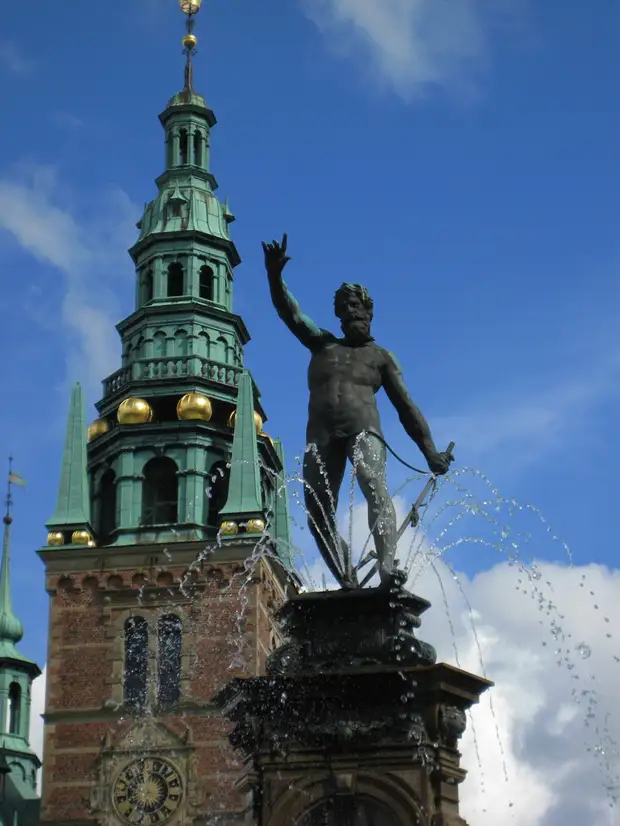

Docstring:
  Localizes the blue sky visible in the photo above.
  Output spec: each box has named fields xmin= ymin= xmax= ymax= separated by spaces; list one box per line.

xmin=0 ymin=1 xmax=619 ymax=821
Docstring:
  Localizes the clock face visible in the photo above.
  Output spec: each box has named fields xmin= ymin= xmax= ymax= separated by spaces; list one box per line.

xmin=113 ymin=758 xmax=183 ymax=825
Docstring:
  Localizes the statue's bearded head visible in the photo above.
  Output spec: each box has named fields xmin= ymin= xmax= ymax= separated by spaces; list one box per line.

xmin=334 ymin=283 xmax=374 ymax=344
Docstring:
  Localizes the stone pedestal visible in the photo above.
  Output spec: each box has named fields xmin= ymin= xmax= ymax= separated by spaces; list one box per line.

xmin=214 ymin=578 xmax=492 ymax=826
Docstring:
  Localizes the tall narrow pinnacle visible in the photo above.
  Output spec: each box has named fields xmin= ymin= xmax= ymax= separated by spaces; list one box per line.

xmin=220 ymin=370 xmax=263 ymax=520
xmin=46 ymin=383 xmax=91 ymax=532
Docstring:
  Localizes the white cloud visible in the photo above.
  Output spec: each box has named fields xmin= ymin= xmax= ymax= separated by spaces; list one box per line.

xmin=29 ymin=666 xmax=46 ymax=791
xmin=0 ymin=163 xmax=138 ymax=396
xmin=302 ymin=0 xmax=527 ymax=99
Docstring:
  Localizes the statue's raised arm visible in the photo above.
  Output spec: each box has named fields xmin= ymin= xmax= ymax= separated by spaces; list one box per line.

xmin=262 ymin=234 xmax=330 ymax=351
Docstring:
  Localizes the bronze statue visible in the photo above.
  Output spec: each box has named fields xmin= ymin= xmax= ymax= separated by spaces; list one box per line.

xmin=263 ymin=234 xmax=452 ymax=588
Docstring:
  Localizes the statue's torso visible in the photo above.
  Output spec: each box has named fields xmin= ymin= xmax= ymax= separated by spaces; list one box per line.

xmin=306 ymin=339 xmax=385 ymax=441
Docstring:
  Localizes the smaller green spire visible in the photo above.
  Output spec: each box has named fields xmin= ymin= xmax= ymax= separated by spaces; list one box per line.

xmin=272 ymin=438 xmax=293 ymax=568
xmin=46 ymin=383 xmax=91 ymax=535
xmin=0 ymin=515 xmax=24 ymax=655
xmin=219 ymin=370 xmax=263 ymax=525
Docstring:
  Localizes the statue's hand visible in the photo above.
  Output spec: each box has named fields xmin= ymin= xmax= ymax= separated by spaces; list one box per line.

xmin=426 ymin=449 xmax=454 ymax=476
xmin=262 ymin=233 xmax=291 ymax=276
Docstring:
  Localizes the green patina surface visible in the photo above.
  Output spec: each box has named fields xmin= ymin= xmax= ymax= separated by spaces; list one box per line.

xmin=46 ymin=383 xmax=91 ymax=535
xmin=219 ymin=370 xmax=264 ymax=522
xmin=0 ymin=518 xmax=42 ymax=826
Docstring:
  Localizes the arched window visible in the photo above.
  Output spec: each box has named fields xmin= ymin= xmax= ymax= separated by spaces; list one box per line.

xmin=199 ymin=266 xmax=214 ymax=301
xmin=179 ymin=129 xmax=188 ymax=165
xmin=193 ymin=131 xmax=203 ymax=167
xmin=153 ymin=330 xmax=167 ymax=358
xmin=124 ymin=617 xmax=148 ymax=712
xmin=7 ymin=682 xmax=21 ymax=735
xmin=207 ymin=461 xmax=230 ymax=528
xmin=142 ymin=457 xmax=178 ymax=526
xmin=142 ymin=269 xmax=154 ymax=304
xmin=167 ymin=262 xmax=184 ymax=297
xmin=157 ymin=615 xmax=182 ymax=707
xmin=174 ymin=329 xmax=188 ymax=357
xmin=99 ymin=469 xmax=117 ymax=545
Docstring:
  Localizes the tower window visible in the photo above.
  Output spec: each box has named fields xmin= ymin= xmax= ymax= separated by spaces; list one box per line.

xmin=167 ymin=262 xmax=184 ymax=297
xmin=99 ymin=469 xmax=117 ymax=545
xmin=124 ymin=617 xmax=148 ymax=713
xmin=199 ymin=265 xmax=214 ymax=301
xmin=7 ymin=682 xmax=21 ymax=735
xmin=142 ymin=457 xmax=178 ymax=526
xmin=193 ymin=131 xmax=203 ymax=167
xmin=142 ymin=269 xmax=154 ymax=304
xmin=157 ymin=615 xmax=182 ymax=707
xmin=179 ymin=129 xmax=188 ymax=165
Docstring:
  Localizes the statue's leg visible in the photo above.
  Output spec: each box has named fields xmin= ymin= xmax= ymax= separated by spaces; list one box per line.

xmin=347 ymin=433 xmax=397 ymax=585
xmin=303 ymin=440 xmax=350 ymax=587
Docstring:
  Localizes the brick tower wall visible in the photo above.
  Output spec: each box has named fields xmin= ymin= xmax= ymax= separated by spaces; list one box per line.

xmin=39 ymin=544 xmax=286 ymax=826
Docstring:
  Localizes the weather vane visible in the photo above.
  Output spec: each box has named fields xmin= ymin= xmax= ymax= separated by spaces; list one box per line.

xmin=179 ymin=0 xmax=202 ymax=91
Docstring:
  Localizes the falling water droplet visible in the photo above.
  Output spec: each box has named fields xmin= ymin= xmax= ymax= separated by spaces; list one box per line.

xmin=576 ymin=643 xmax=592 ymax=659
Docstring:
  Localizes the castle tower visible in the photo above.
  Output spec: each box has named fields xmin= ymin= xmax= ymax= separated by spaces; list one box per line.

xmin=0 ymin=468 xmax=43 ymax=826
xmin=38 ymin=5 xmax=293 ymax=825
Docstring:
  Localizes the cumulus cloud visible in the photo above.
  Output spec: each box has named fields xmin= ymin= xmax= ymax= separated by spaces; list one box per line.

xmin=0 ymin=163 xmax=138 ymax=395
xmin=302 ymin=0 xmax=527 ymax=99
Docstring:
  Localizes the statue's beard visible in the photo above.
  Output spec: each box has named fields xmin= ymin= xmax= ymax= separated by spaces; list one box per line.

xmin=341 ymin=317 xmax=372 ymax=344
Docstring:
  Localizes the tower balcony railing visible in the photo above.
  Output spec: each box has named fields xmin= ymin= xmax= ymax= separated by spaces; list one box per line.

xmin=102 ymin=355 xmax=243 ymax=398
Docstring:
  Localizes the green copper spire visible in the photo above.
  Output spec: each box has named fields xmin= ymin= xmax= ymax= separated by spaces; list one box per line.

xmin=0 ymin=515 xmax=24 ymax=658
xmin=219 ymin=370 xmax=264 ymax=526
xmin=46 ymin=383 xmax=91 ymax=536
xmin=271 ymin=438 xmax=293 ymax=568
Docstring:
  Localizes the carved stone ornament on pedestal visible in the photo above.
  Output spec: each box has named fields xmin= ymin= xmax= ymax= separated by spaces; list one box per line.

xmin=215 ymin=578 xmax=493 ymax=826
xmin=89 ymin=719 xmax=208 ymax=826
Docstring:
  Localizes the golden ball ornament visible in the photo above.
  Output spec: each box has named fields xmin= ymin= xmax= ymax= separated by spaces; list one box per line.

xmin=182 ymin=33 xmax=198 ymax=49
xmin=246 ymin=518 xmax=266 ymax=534
xmin=117 ymin=398 xmax=153 ymax=425
xmin=227 ymin=409 xmax=263 ymax=434
xmin=47 ymin=531 xmax=65 ymax=546
xmin=177 ymin=392 xmax=212 ymax=422
xmin=71 ymin=529 xmax=93 ymax=545
xmin=179 ymin=0 xmax=202 ymax=13
xmin=87 ymin=418 xmax=110 ymax=442
xmin=219 ymin=520 xmax=239 ymax=536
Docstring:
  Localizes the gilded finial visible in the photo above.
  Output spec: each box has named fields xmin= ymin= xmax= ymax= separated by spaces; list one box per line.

xmin=179 ymin=0 xmax=202 ymax=92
